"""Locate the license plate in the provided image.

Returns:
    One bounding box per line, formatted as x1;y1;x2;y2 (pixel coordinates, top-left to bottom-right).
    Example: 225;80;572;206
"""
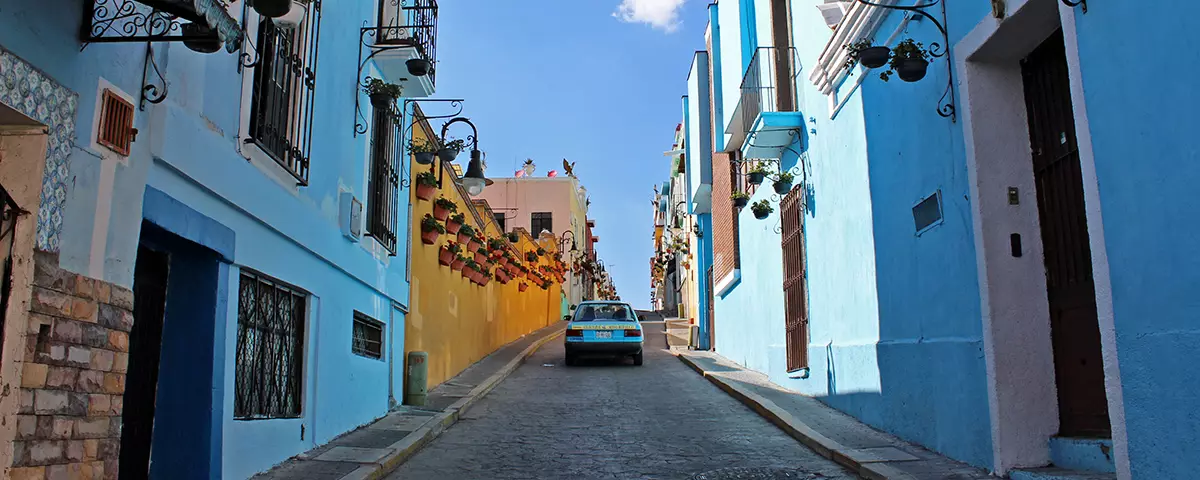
595;331;612;339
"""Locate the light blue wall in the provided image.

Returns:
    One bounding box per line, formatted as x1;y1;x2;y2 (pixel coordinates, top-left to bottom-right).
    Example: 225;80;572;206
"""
1071;4;1200;478
687;51;713;205
1;0;415;477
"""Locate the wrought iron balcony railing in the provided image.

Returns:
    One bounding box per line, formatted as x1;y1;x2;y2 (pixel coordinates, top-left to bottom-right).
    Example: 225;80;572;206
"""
377;0;438;85
726;46;801;153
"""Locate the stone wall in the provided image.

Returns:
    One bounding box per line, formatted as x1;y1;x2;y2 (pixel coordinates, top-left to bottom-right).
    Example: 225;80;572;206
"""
10;252;132;480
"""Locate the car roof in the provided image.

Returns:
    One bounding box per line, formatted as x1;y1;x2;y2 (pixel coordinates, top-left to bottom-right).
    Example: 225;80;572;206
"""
577;301;632;307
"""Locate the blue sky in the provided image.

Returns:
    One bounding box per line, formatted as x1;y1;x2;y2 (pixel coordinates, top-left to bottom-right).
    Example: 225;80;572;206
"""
434;1;709;309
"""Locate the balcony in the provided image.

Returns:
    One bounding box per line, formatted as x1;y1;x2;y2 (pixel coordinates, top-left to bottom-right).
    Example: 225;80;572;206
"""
726;47;804;160
369;0;438;97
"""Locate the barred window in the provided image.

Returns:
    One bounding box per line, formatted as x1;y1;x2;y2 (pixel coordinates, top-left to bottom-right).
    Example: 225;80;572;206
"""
352;313;384;360
531;212;553;236
235;270;307;420
246;4;322;186
366;106;401;253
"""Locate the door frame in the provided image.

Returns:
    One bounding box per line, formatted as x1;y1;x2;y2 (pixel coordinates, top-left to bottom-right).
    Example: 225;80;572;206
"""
954;0;1126;477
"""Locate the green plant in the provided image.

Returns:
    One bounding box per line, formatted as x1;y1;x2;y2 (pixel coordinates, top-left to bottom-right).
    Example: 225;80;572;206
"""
536;247;547;256
363;77;403;99
415;171;437;187
464;259;479;271
731;192;750;201
434;197;457;211
488;238;505;250
749;163;771;174
410;137;438;154
459;224;475;236
421;214;445;233
443;138;466;152
880;39;929;82
775;171;795;184
449;212;466;224
751;200;774;217
445;241;462;253
844;38;873;70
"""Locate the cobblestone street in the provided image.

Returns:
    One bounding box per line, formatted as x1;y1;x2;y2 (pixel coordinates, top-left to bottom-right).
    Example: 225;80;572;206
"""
387;322;854;480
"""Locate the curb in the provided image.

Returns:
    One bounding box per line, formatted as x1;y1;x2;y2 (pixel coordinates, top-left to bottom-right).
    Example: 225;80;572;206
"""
673;353;906;480
346;326;566;480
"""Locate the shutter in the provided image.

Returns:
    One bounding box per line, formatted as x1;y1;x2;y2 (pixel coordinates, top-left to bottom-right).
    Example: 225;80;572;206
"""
780;186;808;371
97;90;135;156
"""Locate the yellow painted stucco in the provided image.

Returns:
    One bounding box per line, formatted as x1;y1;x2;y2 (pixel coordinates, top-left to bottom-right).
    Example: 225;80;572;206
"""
406;124;563;388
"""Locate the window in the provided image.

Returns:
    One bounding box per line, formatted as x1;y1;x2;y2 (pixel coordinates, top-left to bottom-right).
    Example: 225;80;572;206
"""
913;191;943;234
712;152;741;283
235;270;307;420
493;213;506;232
780;189;808;371
97;89;135;156
573;303;636;322
246;5;322;186
531;212;553;236
352;313;384;360
366;106;401;253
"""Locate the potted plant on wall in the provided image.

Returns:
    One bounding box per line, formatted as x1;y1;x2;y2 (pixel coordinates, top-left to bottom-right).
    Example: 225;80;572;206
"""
273;0;311;27
406;57;432;77
747;164;770;185
507;231;519;243
438;241;457;266
410;138;438;166
446;212;465;235
438;139;466;163
433;197;457;221
420;214;444;244
751;200;774;220
731;192;750;208
773;171;795;195
525;251;538;263
470;232;485;253
251;0;291;18
518;282;529;292
451;253;466;271
474;246;488;264
181;22;222;54
536;247;547;257
415;171;438;201
457;223;474;245
845;38;891;70
364;77;403;109
880;39;930;83
463;259;479;281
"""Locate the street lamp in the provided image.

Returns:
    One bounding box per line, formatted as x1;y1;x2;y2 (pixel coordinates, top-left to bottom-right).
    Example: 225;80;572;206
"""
439;117;493;196
558;230;578;255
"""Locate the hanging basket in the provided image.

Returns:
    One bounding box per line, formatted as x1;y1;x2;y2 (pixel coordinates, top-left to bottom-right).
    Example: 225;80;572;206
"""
896;58;929;82
406;58;432;77
251;0;291;18
272;0;308;27
753;208;771;220
733;197;749;208
748;172;766;185
414;152;436;165
415;184;436;201
181;23;222;54
369;93;394;109
437;147;460;163
858;46;891;69
773;180;793;195
507;232;519;243
420;229;439;245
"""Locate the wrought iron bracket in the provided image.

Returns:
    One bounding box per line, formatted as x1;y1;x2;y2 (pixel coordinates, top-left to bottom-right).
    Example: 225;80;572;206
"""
355;25;426;137
140;43;168;110
1062;0;1087;13
856;0;957;122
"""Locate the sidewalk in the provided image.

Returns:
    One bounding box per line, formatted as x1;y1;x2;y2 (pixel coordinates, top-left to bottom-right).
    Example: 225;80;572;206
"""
675;350;1001;480
253;323;566;480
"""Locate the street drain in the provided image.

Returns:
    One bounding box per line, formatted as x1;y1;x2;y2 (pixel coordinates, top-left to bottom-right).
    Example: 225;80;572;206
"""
689;467;830;480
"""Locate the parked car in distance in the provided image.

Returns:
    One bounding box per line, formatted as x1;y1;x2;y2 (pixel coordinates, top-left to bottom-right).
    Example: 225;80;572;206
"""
564;301;644;366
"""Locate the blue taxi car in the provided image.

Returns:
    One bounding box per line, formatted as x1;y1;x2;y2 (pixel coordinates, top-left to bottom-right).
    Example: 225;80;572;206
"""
564;301;644;366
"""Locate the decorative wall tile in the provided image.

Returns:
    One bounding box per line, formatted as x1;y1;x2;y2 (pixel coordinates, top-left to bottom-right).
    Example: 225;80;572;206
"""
0;47;79;252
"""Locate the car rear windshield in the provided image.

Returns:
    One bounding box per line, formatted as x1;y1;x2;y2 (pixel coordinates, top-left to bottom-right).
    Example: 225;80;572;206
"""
573;304;637;322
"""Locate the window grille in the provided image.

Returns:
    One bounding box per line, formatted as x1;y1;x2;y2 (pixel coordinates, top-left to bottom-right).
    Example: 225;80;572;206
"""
97;89;135;156
531;212;553;236
366;106;401;253
235;270;307;420
352;313;384;360
246;7;321;186
780;187;808;371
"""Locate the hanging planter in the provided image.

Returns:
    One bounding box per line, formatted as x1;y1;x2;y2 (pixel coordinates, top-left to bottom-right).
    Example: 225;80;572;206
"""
406;58;432;77
438;139;465;163
272;0;309;28
363;78;402;109
772;172;795;195
410;138;438;165
536;247;547;257
467;235;483;254
433;197;456;221
415;171;438;201
420;214;444;245
251;0;291;17
474;247;488;265
732;192;750;208
457;224;474;246
463;260;479;280
181;23;222;54
446;213;464;235
880;39;931;83
438;245;455;266
507;232;519;243
451;254;466;271
845;39;891;70
747;165;769;185
751;200;774;220
519;282;529;292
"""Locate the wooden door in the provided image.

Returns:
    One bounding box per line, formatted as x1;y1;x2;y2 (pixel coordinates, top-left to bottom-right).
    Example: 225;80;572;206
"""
781;187;808;371
1021;30;1110;436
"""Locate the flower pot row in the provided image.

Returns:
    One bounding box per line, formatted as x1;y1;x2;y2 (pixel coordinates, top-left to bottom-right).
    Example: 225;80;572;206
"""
846;38;931;83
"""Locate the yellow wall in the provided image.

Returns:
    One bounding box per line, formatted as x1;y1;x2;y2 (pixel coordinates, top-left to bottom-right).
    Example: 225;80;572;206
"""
406;129;563;387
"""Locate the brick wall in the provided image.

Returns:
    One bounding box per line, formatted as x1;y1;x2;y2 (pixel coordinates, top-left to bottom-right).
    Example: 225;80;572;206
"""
712;152;739;283
11;252;133;480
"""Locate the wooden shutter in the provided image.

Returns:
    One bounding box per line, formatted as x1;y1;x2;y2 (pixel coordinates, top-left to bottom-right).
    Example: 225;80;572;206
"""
97;90;135;156
780;186;808;371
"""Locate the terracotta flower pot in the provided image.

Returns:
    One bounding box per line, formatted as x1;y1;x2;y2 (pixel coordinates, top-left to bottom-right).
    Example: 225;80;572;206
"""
467;240;482;252
420;229;439;245
415;184;436;201
445;220;462;235
457;232;471;245
433;205;451;221
519;283;528;292
474;252;487;264
438;247;454;266
451;258;465;271
481;276;490;286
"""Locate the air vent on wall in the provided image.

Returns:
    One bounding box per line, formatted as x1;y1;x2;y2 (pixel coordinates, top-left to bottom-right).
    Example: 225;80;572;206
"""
97;89;136;156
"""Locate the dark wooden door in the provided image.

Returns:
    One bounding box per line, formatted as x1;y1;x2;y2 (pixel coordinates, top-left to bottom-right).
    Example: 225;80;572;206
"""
1021;30;1110;437
781;187;808;371
705;266;715;350
119;246;170;480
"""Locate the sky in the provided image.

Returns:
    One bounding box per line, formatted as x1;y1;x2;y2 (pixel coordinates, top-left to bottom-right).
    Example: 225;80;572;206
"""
433;0;709;309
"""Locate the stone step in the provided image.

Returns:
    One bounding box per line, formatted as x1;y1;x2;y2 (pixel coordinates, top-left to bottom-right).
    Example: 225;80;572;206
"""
1009;467;1116;480
1049;436;1116;473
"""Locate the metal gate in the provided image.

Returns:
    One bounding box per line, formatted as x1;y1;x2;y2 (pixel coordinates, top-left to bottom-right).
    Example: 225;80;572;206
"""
1021;30;1110;436
705;266;715;350
781;186;808;371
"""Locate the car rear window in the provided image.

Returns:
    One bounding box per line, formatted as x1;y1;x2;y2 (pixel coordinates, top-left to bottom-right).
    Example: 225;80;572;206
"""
573;304;637;322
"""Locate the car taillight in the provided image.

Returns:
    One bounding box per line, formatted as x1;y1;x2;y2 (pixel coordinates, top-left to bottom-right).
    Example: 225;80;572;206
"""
624;329;641;337
566;329;583;337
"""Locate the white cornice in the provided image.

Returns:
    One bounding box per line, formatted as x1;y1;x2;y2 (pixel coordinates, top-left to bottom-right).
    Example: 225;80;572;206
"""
809;0;897;95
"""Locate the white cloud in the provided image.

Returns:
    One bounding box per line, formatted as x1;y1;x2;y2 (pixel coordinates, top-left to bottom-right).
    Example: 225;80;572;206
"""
613;0;687;33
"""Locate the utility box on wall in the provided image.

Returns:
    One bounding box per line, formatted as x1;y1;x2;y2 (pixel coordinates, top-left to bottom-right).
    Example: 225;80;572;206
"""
339;191;362;241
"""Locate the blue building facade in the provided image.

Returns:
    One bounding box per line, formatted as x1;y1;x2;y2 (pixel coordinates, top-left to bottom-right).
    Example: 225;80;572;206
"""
0;0;437;477
670;0;1200;478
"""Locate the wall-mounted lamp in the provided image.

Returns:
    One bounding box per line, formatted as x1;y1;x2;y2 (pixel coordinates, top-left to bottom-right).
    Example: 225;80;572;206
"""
439;117;493;196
